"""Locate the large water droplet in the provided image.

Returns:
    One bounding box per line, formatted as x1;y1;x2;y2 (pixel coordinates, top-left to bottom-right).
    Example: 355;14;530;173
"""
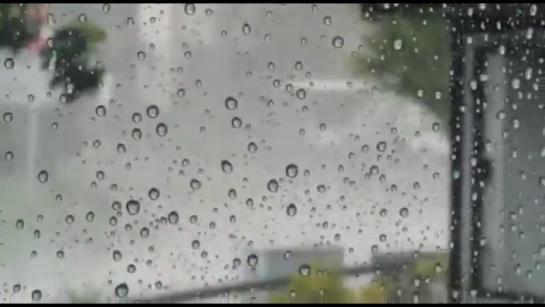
115;283;129;298
242;23;251;35
247;254;258;268
332;36;344;48
37;170;48;183
146;105;159;118
168;211;179;224
190;179;202;190
126;200;140;215
267;179;279;193
31;289;42;302
4;58;14;69
225;96;238;110
221;160;233;173
148;188;160;200
299;264;311;276
156;123;168;137
95;105;106;117
285;164;298;178
184;3;196;15
286;203;297;216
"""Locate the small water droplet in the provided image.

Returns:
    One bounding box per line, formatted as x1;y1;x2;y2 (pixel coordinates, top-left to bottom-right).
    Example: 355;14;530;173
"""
323;16;332;25
103;3;111;13
78;13;87;22
146;105;159;118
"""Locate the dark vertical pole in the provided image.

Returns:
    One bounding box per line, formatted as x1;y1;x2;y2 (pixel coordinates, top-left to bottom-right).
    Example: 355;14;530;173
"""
447;13;465;304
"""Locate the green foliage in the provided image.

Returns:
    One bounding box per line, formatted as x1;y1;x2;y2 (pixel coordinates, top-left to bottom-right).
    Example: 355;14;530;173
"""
0;4;36;51
270;263;357;304
353;10;452;122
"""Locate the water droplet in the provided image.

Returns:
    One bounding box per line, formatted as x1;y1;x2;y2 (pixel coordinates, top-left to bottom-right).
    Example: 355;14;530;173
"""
332;36;344;48
103;3;111;13
37;170;48;183
15;219;24;230
189;215;198;224
242;23;251;35
247;254;259;268
231;117;242;128
399;207;409;218
267;179;279;193
113;250;122;261
225;96;238;110
221;160;233;174
126;200;140;215
132;128;142;141
286;203;297;216
117;143;126;154
140;227;150;238
432;122;440;132
393;39;403;50
191;240;200;249
86;211;95;222
78;13;87;22
184;3;196;15
148;188;160;200
156;123;168;137
13;284;21;293
168;211;179;224
146;105;159;118
539;177;545;187
115;283;129;298
294;61;303;70
299;264;311;276
190;179;202;190
31;289;42;302
323;16;332;25
285;164;298;178
95;105;106;117
176;88;186;97
376;141;387;152
137;51;146;60
296;88;306;99
4;58;14;69
131;112;142;123
317;184;326;193
56;250;65;259
3;112;13;123
248;142;258;153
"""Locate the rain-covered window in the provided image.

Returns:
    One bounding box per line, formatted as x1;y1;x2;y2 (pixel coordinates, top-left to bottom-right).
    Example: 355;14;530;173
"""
0;3;544;304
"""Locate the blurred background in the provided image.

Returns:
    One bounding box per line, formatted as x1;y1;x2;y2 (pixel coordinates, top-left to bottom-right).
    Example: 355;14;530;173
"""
0;3;542;304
